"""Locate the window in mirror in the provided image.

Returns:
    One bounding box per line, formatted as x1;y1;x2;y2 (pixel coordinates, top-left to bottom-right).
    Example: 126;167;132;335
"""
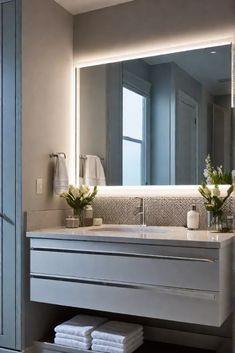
122;87;147;185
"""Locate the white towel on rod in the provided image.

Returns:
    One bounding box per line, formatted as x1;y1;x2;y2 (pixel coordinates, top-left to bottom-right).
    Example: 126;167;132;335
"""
54;314;107;337
53;154;69;195
84;155;106;186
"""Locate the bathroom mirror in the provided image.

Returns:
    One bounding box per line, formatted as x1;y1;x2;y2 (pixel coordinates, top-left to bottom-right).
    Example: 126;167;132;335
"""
78;44;233;186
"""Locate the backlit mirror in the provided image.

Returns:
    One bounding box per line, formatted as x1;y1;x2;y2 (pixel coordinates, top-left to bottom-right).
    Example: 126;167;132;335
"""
78;44;233;186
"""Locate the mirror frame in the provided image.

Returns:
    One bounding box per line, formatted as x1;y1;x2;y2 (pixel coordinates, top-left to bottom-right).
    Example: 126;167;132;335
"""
75;38;235;195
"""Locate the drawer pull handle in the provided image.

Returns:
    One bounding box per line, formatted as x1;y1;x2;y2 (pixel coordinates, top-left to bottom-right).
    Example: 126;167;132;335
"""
150;255;214;263
107;253;215;263
31;248;216;263
31;274;217;300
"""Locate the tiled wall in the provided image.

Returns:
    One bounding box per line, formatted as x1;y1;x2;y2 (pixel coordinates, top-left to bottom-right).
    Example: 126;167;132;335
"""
26;196;233;231
93;196;233;230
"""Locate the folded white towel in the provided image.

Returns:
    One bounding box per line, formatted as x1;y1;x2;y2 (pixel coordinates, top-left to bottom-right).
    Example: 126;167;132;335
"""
84;155;106;186
91;321;143;343
92;334;143;349
91;339;143;353
53;154;69;195
55;332;91;343
55;314;107;337
54;337;91;350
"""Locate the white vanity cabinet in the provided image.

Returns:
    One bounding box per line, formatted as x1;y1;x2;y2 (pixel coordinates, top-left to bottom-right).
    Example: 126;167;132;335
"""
27;227;233;327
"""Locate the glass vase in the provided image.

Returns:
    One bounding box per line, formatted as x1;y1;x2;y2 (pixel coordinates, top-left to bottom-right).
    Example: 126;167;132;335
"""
207;210;223;232
73;209;83;227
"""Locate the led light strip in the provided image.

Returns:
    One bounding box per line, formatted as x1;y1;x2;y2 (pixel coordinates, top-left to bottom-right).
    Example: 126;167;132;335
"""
75;38;233;68
232;41;235;108
75;38;234;195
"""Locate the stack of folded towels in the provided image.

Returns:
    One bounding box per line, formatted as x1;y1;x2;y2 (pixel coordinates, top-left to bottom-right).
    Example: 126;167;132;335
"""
54;314;107;350
91;321;144;353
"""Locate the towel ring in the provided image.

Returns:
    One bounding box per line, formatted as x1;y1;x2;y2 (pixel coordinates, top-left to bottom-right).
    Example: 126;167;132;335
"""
49;152;66;159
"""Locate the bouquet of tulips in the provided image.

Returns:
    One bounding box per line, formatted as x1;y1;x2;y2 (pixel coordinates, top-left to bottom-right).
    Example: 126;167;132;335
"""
60;184;98;216
198;155;233;217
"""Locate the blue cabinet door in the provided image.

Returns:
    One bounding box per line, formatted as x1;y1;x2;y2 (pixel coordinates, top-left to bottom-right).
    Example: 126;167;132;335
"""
0;0;21;349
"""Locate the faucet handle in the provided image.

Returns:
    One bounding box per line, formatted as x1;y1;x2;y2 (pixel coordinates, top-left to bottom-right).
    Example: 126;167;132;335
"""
134;207;142;216
134;197;144;204
134;196;143;199
134;197;145;215
134;197;146;226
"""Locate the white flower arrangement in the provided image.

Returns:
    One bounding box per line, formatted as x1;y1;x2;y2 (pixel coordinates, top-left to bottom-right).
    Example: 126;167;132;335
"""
203;155;231;185
60;185;97;216
199;155;233;216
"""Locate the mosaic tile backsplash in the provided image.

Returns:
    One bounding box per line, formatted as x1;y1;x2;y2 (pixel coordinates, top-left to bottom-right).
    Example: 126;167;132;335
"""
92;196;233;230
26;196;233;231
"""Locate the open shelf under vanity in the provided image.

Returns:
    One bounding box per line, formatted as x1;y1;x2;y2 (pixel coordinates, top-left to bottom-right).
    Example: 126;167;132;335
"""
35;340;144;353
28;228;233;353
35;339;215;353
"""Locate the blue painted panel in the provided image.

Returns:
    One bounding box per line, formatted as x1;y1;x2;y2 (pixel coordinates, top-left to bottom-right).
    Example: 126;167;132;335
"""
0;0;21;349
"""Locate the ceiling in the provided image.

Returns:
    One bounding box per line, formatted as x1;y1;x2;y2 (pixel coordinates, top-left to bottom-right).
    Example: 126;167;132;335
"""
143;45;231;96
54;0;134;14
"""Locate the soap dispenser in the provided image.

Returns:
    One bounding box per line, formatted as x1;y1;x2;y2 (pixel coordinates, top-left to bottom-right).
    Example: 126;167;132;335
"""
187;205;199;230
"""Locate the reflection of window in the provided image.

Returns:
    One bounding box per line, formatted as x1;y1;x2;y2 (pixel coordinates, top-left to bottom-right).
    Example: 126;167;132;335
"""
122;87;147;185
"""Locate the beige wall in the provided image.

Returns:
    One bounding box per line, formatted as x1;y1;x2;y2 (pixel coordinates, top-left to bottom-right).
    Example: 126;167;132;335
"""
22;0;74;348
22;0;74;212
74;0;235;66
80;65;107;162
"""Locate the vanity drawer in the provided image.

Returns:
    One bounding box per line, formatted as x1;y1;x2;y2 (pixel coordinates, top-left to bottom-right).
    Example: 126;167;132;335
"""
30;248;219;291
30;277;223;327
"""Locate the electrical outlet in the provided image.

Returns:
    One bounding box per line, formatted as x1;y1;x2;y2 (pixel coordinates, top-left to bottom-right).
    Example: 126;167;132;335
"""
36;178;43;194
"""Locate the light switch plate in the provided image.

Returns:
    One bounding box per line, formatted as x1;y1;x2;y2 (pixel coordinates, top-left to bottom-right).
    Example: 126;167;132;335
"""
36;178;43;194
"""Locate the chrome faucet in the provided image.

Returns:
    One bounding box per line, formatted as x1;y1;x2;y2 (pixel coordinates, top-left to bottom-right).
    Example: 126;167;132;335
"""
135;197;146;226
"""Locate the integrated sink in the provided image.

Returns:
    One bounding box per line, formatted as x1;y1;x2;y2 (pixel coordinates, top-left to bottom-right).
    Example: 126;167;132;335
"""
89;225;169;234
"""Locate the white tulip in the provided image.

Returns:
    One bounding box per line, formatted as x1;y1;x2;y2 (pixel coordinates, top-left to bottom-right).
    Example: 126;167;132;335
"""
72;188;81;198
211;187;220;197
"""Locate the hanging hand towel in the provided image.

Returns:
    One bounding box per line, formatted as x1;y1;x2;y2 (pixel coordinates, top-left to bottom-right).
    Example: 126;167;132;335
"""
54;314;107;337
53;154;69;195
84;155;106;186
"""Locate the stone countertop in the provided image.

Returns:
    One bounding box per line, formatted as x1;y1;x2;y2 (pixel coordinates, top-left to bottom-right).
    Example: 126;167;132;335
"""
26;224;234;248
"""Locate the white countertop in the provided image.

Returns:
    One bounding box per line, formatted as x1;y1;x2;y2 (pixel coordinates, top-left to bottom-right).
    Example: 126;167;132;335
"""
26;224;234;248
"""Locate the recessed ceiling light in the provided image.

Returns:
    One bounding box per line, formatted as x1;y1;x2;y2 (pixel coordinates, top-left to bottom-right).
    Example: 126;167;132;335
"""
210;51;217;54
